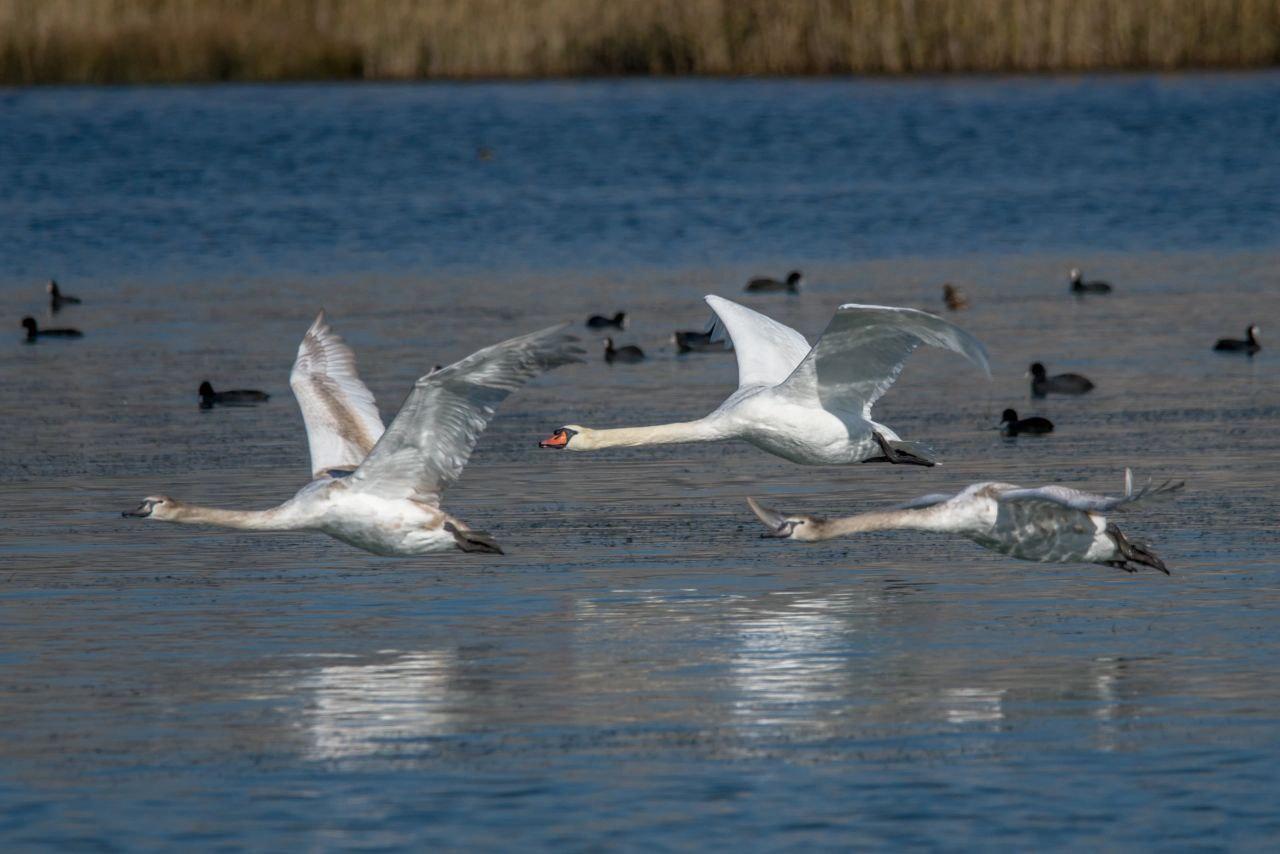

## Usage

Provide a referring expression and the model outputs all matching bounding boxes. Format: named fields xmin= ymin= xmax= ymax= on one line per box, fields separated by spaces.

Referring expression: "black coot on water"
xmin=1069 ymin=268 xmax=1112 ymax=294
xmin=1213 ymin=325 xmax=1260 ymax=356
xmin=603 ymin=337 xmax=645 ymax=364
xmin=587 ymin=312 xmax=627 ymax=330
xmin=999 ymin=409 xmax=1054 ymax=436
xmin=672 ymin=330 xmax=723 ymax=353
xmin=1030 ymin=362 xmax=1094 ymax=397
xmin=22 ymin=317 xmax=82 ymax=341
xmin=745 ymin=270 xmax=803 ymax=293
xmin=199 ymin=381 xmax=270 ymax=409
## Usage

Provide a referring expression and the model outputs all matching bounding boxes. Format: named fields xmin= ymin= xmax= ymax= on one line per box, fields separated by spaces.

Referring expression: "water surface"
xmin=1 ymin=75 xmax=1279 ymax=849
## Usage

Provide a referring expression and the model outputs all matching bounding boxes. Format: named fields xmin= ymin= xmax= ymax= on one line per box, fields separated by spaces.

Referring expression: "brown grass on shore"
xmin=3 ymin=0 xmax=1279 ymax=84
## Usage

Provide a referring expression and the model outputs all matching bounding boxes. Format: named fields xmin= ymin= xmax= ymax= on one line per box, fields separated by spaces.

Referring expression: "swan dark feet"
xmin=862 ymin=431 xmax=938 ymax=467
xmin=1105 ymin=523 xmax=1169 ymax=574
xmin=445 ymin=522 xmax=504 ymax=555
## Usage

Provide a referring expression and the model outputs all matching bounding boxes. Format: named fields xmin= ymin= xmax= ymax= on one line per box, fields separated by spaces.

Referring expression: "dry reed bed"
xmin=3 ymin=0 xmax=1279 ymax=83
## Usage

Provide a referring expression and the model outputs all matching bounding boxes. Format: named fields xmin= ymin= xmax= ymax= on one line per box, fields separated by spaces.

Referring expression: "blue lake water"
xmin=1 ymin=74 xmax=1279 ymax=849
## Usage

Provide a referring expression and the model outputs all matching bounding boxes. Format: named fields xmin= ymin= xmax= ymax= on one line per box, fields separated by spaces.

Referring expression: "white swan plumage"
xmin=748 ymin=470 xmax=1184 ymax=573
xmin=540 ymin=295 xmax=990 ymax=466
xmin=125 ymin=312 xmax=583 ymax=556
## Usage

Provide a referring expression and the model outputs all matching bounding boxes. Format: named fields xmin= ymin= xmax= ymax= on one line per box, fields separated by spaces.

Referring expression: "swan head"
xmin=539 ymin=425 xmax=583 ymax=449
xmin=123 ymin=495 xmax=178 ymax=519
xmin=747 ymin=497 xmax=824 ymax=541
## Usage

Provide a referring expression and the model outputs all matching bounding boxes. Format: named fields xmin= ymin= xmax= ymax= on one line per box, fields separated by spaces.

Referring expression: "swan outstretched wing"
xmin=999 ymin=474 xmax=1184 ymax=513
xmin=778 ymin=304 xmax=990 ymax=417
xmin=346 ymin=324 xmax=584 ymax=502
xmin=290 ymin=311 xmax=386 ymax=478
xmin=704 ymin=295 xmax=812 ymax=388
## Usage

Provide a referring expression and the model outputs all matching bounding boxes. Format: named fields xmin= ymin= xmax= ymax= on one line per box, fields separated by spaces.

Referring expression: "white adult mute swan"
xmin=124 ymin=313 xmax=583 ymax=556
xmin=540 ymin=295 xmax=990 ymax=466
xmin=748 ymin=470 xmax=1184 ymax=573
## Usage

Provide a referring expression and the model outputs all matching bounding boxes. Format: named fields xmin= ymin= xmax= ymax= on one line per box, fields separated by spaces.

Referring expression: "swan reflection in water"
xmin=279 ymin=650 xmax=458 ymax=760
xmin=729 ymin=594 xmax=849 ymax=728
xmin=730 ymin=591 xmax=1009 ymax=733
xmin=939 ymin=687 xmax=1006 ymax=725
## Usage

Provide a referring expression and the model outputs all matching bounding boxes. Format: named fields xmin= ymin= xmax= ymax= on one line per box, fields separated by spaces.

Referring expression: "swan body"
xmin=126 ymin=313 xmax=582 ymax=556
xmin=295 ymin=480 xmax=458 ymax=556
xmin=748 ymin=470 xmax=1183 ymax=573
xmin=541 ymin=295 xmax=990 ymax=467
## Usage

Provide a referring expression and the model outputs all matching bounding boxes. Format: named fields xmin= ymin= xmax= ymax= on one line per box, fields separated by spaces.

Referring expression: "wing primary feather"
xmin=778 ymin=303 xmax=991 ymax=418
xmin=289 ymin=311 xmax=386 ymax=478
xmin=703 ymin=295 xmax=811 ymax=388
xmin=346 ymin=323 xmax=584 ymax=502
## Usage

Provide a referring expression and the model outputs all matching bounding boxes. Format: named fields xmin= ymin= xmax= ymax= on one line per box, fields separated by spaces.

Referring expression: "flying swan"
xmin=124 ymin=312 xmax=583 ymax=556
xmin=748 ymin=470 xmax=1183 ymax=573
xmin=540 ymin=295 xmax=990 ymax=466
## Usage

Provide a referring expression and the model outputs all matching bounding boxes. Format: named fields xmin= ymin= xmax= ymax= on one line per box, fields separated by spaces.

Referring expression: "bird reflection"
xmin=939 ymin=686 xmax=1006 ymax=725
xmin=729 ymin=594 xmax=851 ymax=728
xmin=287 ymin=650 xmax=457 ymax=759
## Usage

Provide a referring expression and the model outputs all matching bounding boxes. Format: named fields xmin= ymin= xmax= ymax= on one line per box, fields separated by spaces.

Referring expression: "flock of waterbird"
xmin=20 ymin=269 xmax=1258 ymax=573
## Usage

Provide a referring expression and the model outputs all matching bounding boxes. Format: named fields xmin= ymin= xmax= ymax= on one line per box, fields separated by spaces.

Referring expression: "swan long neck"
xmin=166 ymin=502 xmax=304 ymax=531
xmin=574 ymin=419 xmax=726 ymax=450
xmin=816 ymin=507 xmax=953 ymax=538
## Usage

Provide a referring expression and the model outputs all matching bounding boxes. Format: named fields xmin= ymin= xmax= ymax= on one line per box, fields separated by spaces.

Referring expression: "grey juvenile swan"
xmin=124 ymin=312 xmax=583 ymax=556
xmin=748 ymin=470 xmax=1183 ymax=573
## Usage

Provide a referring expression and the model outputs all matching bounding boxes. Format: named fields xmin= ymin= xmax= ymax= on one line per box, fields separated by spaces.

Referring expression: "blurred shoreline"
xmin=3 ymin=0 xmax=1279 ymax=85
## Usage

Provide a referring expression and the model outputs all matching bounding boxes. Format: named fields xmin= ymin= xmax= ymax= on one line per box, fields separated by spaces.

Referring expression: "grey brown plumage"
xmin=943 ymin=284 xmax=969 ymax=311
